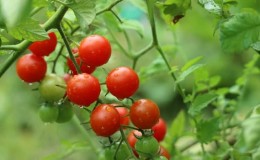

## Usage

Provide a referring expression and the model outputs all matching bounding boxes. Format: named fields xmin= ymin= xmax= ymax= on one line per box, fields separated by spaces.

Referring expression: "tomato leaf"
xmin=120 ymin=20 xmax=144 ymax=38
xmin=9 ymin=18 xmax=48 ymax=41
xmin=188 ymin=93 xmax=218 ymax=116
xmin=198 ymin=0 xmax=221 ymax=15
xmin=0 ymin=0 xmax=32 ymax=27
xmin=163 ymin=110 xmax=185 ymax=150
xmin=177 ymin=64 xmax=205 ymax=83
xmin=196 ymin=117 xmax=220 ymax=143
xmin=33 ymin=0 xmax=48 ymax=7
xmin=156 ymin=0 xmax=191 ymax=24
xmin=252 ymin=41 xmax=260 ymax=51
xmin=220 ymin=10 xmax=260 ymax=53
xmin=67 ymin=0 xmax=96 ymax=32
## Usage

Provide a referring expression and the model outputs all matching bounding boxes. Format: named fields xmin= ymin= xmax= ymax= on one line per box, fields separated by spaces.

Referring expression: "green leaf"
xmin=33 ymin=0 xmax=48 ymax=7
xmin=163 ymin=110 xmax=185 ymax=150
xmin=198 ymin=0 xmax=221 ymax=15
xmin=220 ymin=11 xmax=260 ymax=53
xmin=67 ymin=0 xmax=96 ymax=32
xmin=157 ymin=0 xmax=191 ymax=24
xmin=177 ymin=64 xmax=205 ymax=83
xmin=188 ymin=93 xmax=218 ymax=116
xmin=120 ymin=20 xmax=144 ymax=38
xmin=181 ymin=56 xmax=203 ymax=71
xmin=209 ymin=75 xmax=221 ymax=88
xmin=0 ymin=0 xmax=32 ymax=27
xmin=9 ymin=18 xmax=48 ymax=41
xmin=196 ymin=117 xmax=220 ymax=143
xmin=252 ymin=41 xmax=260 ymax=51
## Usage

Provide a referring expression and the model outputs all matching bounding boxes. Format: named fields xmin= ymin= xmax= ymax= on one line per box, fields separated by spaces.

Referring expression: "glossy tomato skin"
xmin=130 ymin=99 xmax=160 ymax=129
xmin=39 ymin=74 xmax=66 ymax=102
xmin=90 ymin=104 xmax=120 ymax=137
xmin=106 ymin=67 xmax=139 ymax=99
xmin=29 ymin=32 xmax=57 ymax=57
xmin=16 ymin=53 xmax=47 ymax=83
xmin=67 ymin=73 xmax=101 ymax=106
xmin=135 ymin=136 xmax=160 ymax=158
xmin=39 ymin=103 xmax=59 ymax=123
xmin=56 ymin=101 xmax=74 ymax=123
xmin=152 ymin=118 xmax=167 ymax=142
xmin=79 ymin=35 xmax=111 ymax=67
xmin=67 ymin=57 xmax=96 ymax=75
xmin=115 ymin=107 xmax=130 ymax=126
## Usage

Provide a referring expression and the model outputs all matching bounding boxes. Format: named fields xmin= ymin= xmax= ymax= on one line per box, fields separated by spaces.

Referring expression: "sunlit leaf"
xmin=120 ymin=20 xmax=144 ymax=38
xmin=67 ymin=0 xmax=96 ymax=32
xmin=188 ymin=93 xmax=218 ymax=116
xmin=197 ymin=117 xmax=220 ymax=143
xmin=198 ymin=0 xmax=221 ymax=15
xmin=9 ymin=18 xmax=48 ymax=41
xmin=220 ymin=10 xmax=260 ymax=53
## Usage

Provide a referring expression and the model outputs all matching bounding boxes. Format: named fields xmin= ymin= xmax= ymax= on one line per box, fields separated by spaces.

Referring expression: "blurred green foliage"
xmin=0 ymin=0 xmax=259 ymax=160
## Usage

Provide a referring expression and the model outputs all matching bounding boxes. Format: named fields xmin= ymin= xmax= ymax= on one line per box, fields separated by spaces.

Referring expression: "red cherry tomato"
xmin=16 ymin=53 xmax=47 ymax=83
xmin=130 ymin=99 xmax=160 ymax=129
xmin=66 ymin=73 xmax=100 ymax=106
xmin=106 ymin=67 xmax=139 ymax=99
xmin=67 ymin=57 xmax=96 ymax=75
xmin=29 ymin=32 xmax=57 ymax=57
xmin=79 ymin=35 xmax=111 ymax=67
xmin=159 ymin=145 xmax=171 ymax=160
xmin=127 ymin=130 xmax=142 ymax=157
xmin=152 ymin=118 xmax=167 ymax=142
xmin=90 ymin=104 xmax=120 ymax=137
xmin=63 ymin=73 xmax=71 ymax=84
xmin=115 ymin=107 xmax=130 ymax=126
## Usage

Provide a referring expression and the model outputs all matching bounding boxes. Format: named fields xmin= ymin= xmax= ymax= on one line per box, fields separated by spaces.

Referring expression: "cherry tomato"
xmin=56 ymin=101 xmax=74 ymax=123
xmin=67 ymin=57 xmax=96 ymax=75
xmin=39 ymin=103 xmax=58 ymax=123
xmin=67 ymin=73 xmax=101 ymax=106
xmin=90 ymin=104 xmax=120 ymax=137
xmin=152 ymin=118 xmax=167 ymax=142
xmin=127 ymin=130 xmax=142 ymax=157
xmin=79 ymin=35 xmax=111 ymax=67
xmin=115 ymin=107 xmax=130 ymax=126
xmin=100 ymin=142 xmax=131 ymax=160
xmin=130 ymin=99 xmax=160 ymax=129
xmin=39 ymin=74 xmax=66 ymax=102
xmin=63 ymin=73 xmax=71 ymax=84
xmin=16 ymin=53 xmax=47 ymax=83
xmin=135 ymin=136 xmax=160 ymax=158
xmin=159 ymin=145 xmax=171 ymax=160
xmin=106 ymin=67 xmax=139 ymax=99
xmin=29 ymin=32 xmax=57 ymax=57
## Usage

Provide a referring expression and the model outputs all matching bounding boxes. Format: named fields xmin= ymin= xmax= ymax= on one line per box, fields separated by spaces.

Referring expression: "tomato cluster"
xmin=15 ymin=33 xmax=170 ymax=159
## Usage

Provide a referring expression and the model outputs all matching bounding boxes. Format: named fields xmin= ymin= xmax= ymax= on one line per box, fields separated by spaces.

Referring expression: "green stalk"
xmin=57 ymin=25 xmax=81 ymax=74
xmin=145 ymin=0 xmax=186 ymax=98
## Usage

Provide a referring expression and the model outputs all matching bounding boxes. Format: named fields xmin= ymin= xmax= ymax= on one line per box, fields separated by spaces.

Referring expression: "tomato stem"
xmin=119 ymin=127 xmax=139 ymax=160
xmin=57 ymin=24 xmax=81 ymax=74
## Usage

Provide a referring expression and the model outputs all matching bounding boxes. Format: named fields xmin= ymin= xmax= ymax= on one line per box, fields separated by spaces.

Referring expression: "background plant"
xmin=0 ymin=0 xmax=259 ymax=160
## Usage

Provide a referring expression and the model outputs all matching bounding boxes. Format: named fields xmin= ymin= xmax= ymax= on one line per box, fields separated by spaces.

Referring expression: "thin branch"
xmin=96 ymin=0 xmax=124 ymax=15
xmin=57 ymin=24 xmax=81 ymax=74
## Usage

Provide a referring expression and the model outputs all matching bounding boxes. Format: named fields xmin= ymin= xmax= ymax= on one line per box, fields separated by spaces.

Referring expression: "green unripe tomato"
xmin=39 ymin=74 xmax=66 ymax=102
xmin=135 ymin=136 xmax=160 ymax=158
xmin=98 ymin=142 xmax=132 ymax=160
xmin=39 ymin=103 xmax=59 ymax=123
xmin=56 ymin=101 xmax=74 ymax=123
